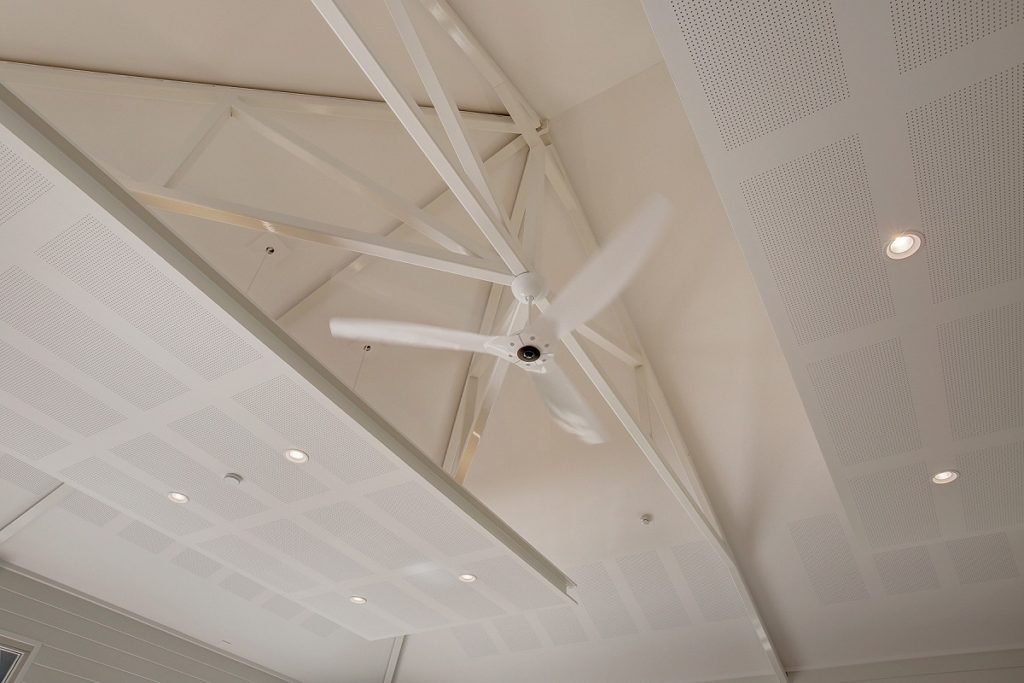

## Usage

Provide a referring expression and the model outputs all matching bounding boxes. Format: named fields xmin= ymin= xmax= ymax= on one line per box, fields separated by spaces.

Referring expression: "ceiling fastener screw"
xmin=265 ymin=246 xmax=275 ymax=255
xmin=640 ymin=513 xmax=653 ymax=525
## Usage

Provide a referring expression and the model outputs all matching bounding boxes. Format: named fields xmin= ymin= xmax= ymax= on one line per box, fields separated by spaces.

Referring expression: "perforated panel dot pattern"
xmin=873 ymin=545 xmax=941 ymax=594
xmin=742 ymin=136 xmax=894 ymax=344
xmin=248 ymin=519 xmax=368 ymax=582
xmin=221 ymin=573 xmax=264 ymax=601
xmin=300 ymin=614 xmax=340 ymax=638
xmin=491 ymin=614 xmax=541 ymax=652
xmin=118 ymin=521 xmax=174 ymax=555
xmin=111 ymin=433 xmax=266 ymax=521
xmin=947 ymin=533 xmax=1020 ymax=584
xmin=0 ymin=452 xmax=58 ymax=496
xmin=789 ymin=514 xmax=870 ymax=604
xmin=171 ymin=407 xmax=326 ymax=503
xmin=234 ymin=376 xmax=395 ymax=483
xmin=170 ymin=548 xmax=222 ymax=579
xmin=573 ymin=562 xmax=637 ymax=639
xmin=848 ymin=463 xmax=940 ymax=547
xmin=449 ymin=624 xmax=499 ymax=658
xmin=938 ymin=300 xmax=1024 ymax=440
xmin=671 ymin=541 xmax=746 ymax=621
xmin=808 ymin=339 xmax=922 ymax=465
xmin=37 ymin=216 xmax=261 ymax=379
xmin=58 ymin=490 xmax=118 ymax=527
xmin=535 ymin=606 xmax=588 ymax=646
xmin=199 ymin=535 xmax=317 ymax=593
xmin=305 ymin=501 xmax=426 ymax=570
xmin=671 ymin=0 xmax=849 ymax=149
xmin=359 ymin=581 xmax=448 ymax=631
xmin=61 ymin=458 xmax=210 ymax=535
xmin=0 ymin=404 xmax=68 ymax=460
xmin=892 ymin=1 xmax=1024 ymax=73
xmin=0 ymin=140 xmax=52 ymax=226
xmin=616 ymin=550 xmax=689 ymax=630
xmin=0 ymin=268 xmax=188 ymax=409
xmin=463 ymin=556 xmax=565 ymax=612
xmin=957 ymin=440 xmax=1024 ymax=531
xmin=908 ymin=63 xmax=1024 ymax=302
xmin=368 ymin=481 xmax=492 ymax=558
xmin=0 ymin=340 xmax=124 ymax=436
xmin=262 ymin=595 xmax=304 ymax=621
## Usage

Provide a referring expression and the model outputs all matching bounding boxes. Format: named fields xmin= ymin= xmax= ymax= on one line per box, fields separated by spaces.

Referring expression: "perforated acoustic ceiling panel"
xmin=0 ymin=84 xmax=573 ymax=640
xmin=646 ymin=0 xmax=1024 ymax=662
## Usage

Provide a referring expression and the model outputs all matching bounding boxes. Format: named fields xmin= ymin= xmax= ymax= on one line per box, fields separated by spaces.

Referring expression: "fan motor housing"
xmin=517 ymin=344 xmax=542 ymax=362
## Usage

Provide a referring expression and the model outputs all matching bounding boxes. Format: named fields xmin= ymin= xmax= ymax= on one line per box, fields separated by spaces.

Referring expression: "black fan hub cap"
xmin=517 ymin=345 xmax=541 ymax=362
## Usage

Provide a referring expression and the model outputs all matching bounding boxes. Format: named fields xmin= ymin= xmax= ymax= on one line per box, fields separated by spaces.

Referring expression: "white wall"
xmin=0 ymin=566 xmax=289 ymax=683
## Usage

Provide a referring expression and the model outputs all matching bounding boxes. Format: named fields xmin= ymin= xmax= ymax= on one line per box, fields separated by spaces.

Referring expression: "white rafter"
xmin=308 ymin=0 xmax=528 ymax=275
xmin=309 ymin=1 xmax=790 ymax=680
xmin=128 ymin=182 xmax=514 ymax=285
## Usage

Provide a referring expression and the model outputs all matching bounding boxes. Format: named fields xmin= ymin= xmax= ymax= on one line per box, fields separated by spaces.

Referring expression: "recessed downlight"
xmin=457 ymin=573 xmax=477 ymax=583
xmin=348 ymin=595 xmax=367 ymax=605
xmin=931 ymin=470 xmax=959 ymax=484
xmin=167 ymin=491 xmax=189 ymax=504
xmin=886 ymin=231 xmax=923 ymax=260
xmin=284 ymin=448 xmax=309 ymax=464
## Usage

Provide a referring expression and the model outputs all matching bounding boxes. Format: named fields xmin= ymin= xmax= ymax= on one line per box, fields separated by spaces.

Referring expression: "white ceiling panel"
xmin=0 ymin=81 xmax=574 ymax=652
xmin=646 ymin=0 xmax=1024 ymax=668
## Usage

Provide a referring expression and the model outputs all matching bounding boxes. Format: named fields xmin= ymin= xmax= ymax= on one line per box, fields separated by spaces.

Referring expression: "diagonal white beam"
xmin=151 ymin=94 xmax=236 ymax=188
xmin=0 ymin=484 xmax=69 ymax=544
xmin=308 ymin=0 xmax=528 ymax=275
xmin=232 ymin=102 xmax=477 ymax=257
xmin=386 ymin=0 xmax=504 ymax=222
xmin=128 ymin=183 xmax=514 ymax=285
xmin=274 ymin=135 xmax=528 ymax=322
xmin=413 ymin=7 xmax=787 ymax=680
xmin=0 ymin=60 xmax=520 ymax=134
xmin=418 ymin=0 xmax=542 ymax=135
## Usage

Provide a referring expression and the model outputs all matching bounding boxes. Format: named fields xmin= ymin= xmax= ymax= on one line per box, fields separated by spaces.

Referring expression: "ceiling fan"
xmin=330 ymin=197 xmax=670 ymax=444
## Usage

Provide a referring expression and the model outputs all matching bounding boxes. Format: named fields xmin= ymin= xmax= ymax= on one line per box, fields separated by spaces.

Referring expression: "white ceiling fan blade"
xmin=330 ymin=318 xmax=499 ymax=355
xmin=530 ymin=196 xmax=671 ymax=340
xmin=529 ymin=362 xmax=607 ymax=444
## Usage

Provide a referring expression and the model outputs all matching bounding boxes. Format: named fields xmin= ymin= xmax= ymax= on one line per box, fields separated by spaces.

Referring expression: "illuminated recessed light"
xmin=886 ymin=231 xmax=923 ymax=260
xmin=457 ymin=574 xmax=477 ymax=583
xmin=931 ymin=470 xmax=959 ymax=484
xmin=348 ymin=595 xmax=367 ymax=605
xmin=167 ymin=491 xmax=189 ymax=504
xmin=284 ymin=448 xmax=309 ymax=464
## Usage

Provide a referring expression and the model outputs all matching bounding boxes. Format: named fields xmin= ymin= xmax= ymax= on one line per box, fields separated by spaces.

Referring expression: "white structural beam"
xmin=128 ymin=182 xmax=514 ymax=285
xmin=150 ymin=94 xmax=236 ymax=188
xmin=232 ymin=102 xmax=476 ymax=257
xmin=382 ymin=636 xmax=404 ymax=683
xmin=407 ymin=7 xmax=788 ymax=682
xmin=309 ymin=0 xmax=528 ymax=276
xmin=386 ymin=0 xmax=505 ymax=222
xmin=0 ymin=60 xmax=519 ymax=134
xmin=274 ymin=135 xmax=528 ymax=322
xmin=418 ymin=0 xmax=542 ymax=135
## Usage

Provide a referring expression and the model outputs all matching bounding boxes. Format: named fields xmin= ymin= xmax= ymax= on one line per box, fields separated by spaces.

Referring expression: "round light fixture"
xmin=348 ymin=595 xmax=367 ymax=605
xmin=457 ymin=574 xmax=477 ymax=583
xmin=886 ymin=231 xmax=923 ymax=260
xmin=284 ymin=448 xmax=309 ymax=464
xmin=167 ymin=491 xmax=189 ymax=504
xmin=931 ymin=470 xmax=959 ymax=484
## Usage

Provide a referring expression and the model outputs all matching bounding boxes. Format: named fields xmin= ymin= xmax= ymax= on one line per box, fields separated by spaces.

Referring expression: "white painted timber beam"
xmin=0 ymin=485 xmax=69 ymax=544
xmin=150 ymin=94 xmax=236 ymax=188
xmin=128 ymin=183 xmax=514 ymax=285
xmin=0 ymin=60 xmax=519 ymax=134
xmin=386 ymin=0 xmax=505 ymax=222
xmin=232 ymin=102 xmax=477 ymax=257
xmin=418 ymin=0 xmax=542 ymax=134
xmin=274 ymin=135 xmax=528 ymax=322
xmin=411 ymin=7 xmax=786 ymax=679
xmin=308 ymin=0 xmax=528 ymax=275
